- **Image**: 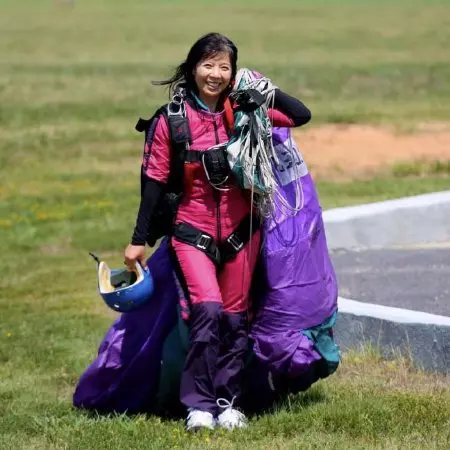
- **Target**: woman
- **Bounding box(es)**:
[124,32,311,431]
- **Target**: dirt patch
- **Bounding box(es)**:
[293,124,450,181]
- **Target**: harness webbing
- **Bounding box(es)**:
[172,214,260,267]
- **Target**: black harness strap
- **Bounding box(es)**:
[220,214,261,263]
[172,214,261,267]
[135,117,150,133]
[172,222,221,266]
[181,149,203,163]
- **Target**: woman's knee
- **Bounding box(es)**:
[222,311,247,334]
[189,302,223,343]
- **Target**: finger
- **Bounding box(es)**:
[124,257,134,271]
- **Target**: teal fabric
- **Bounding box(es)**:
[225,75,272,194]
[156,306,190,408]
[302,311,340,375]
[192,92,210,111]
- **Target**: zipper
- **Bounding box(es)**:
[212,119,221,242]
[214,189,221,243]
[213,117,220,144]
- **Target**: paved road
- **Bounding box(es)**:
[330,246,450,317]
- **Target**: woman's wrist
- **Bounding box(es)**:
[130,236,146,246]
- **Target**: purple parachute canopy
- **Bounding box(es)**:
[250,127,338,376]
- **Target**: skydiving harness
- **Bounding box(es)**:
[135,87,259,264]
[136,87,232,191]
[173,214,260,266]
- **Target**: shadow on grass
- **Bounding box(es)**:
[77,386,327,425]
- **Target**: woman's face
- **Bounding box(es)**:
[193,51,232,103]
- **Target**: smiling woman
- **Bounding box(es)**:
[118,31,313,432]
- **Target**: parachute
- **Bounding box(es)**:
[73,126,339,415]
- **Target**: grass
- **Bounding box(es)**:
[1,0,450,448]
[391,160,450,177]
[1,0,450,129]
[1,340,449,449]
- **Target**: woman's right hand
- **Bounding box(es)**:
[124,244,146,271]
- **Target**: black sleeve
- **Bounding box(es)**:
[273,89,311,126]
[131,177,164,245]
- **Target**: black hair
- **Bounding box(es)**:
[153,32,238,95]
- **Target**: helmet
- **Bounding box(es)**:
[94,255,154,313]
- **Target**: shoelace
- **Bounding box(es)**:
[216,396,246,421]
[216,395,236,410]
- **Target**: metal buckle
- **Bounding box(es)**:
[167,101,184,117]
[196,234,212,250]
[167,89,186,117]
[227,233,244,252]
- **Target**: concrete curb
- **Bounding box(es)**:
[335,298,450,373]
[323,191,450,372]
[323,190,450,250]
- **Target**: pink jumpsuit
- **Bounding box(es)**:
[144,97,297,413]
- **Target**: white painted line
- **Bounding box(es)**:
[338,297,450,326]
[324,190,450,222]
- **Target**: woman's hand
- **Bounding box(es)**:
[124,244,146,271]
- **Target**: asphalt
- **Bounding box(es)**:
[330,246,450,317]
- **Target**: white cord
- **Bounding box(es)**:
[228,68,303,219]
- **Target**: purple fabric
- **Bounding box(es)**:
[180,302,222,414]
[250,127,338,376]
[179,305,248,413]
[215,312,248,407]
[73,240,179,413]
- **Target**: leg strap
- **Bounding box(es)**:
[220,214,260,264]
[172,223,221,266]
[172,215,260,266]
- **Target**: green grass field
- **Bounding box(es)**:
[1,0,450,448]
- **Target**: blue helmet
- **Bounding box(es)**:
[92,254,154,313]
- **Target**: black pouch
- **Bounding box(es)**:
[202,144,231,187]
[168,114,191,146]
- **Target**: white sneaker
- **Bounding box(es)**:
[216,397,248,430]
[185,409,216,432]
